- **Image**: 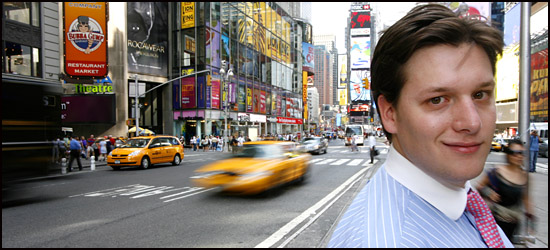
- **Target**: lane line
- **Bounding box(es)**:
[330,159,351,165]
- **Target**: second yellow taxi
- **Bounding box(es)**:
[191,141,311,195]
[107,135,184,170]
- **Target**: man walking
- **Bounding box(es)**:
[68,136,83,172]
[529,130,541,172]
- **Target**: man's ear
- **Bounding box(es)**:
[377,95,398,134]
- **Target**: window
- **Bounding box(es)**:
[3,42,41,77]
[3,2,39,26]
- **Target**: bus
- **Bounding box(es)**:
[2,75,62,194]
[344,124,365,146]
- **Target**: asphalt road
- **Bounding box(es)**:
[2,138,547,248]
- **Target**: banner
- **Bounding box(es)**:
[338,54,348,88]
[64,2,108,78]
[127,2,168,77]
[181,77,195,109]
[181,2,195,29]
[338,89,348,106]
[302,42,315,73]
[530,48,548,122]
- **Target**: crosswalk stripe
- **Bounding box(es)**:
[347,159,364,166]
[309,158,325,164]
[316,159,337,165]
[330,159,351,165]
[362,159,378,166]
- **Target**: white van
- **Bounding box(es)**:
[344,125,364,146]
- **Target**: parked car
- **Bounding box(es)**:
[491,138,510,152]
[107,135,184,170]
[300,137,328,155]
[191,141,311,195]
[539,139,548,158]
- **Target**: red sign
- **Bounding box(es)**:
[277,117,303,124]
[64,2,108,78]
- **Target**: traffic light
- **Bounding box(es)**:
[362,77,369,89]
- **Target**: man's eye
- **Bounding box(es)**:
[473,91,485,99]
[430,97,443,105]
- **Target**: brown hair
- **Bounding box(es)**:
[371,4,504,142]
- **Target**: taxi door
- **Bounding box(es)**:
[148,138,164,164]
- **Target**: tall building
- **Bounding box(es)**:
[307,87,320,133]
[313,45,333,107]
[313,34,339,106]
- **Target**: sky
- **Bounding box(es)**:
[311,2,352,52]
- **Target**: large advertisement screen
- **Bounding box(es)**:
[61,95,115,123]
[495,45,519,101]
[350,11,371,29]
[127,2,168,77]
[349,70,371,102]
[350,37,371,70]
[63,2,108,78]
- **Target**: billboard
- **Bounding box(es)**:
[181,2,195,29]
[350,37,371,69]
[349,70,371,102]
[61,95,115,123]
[63,2,108,78]
[302,42,315,73]
[530,48,548,122]
[495,45,519,101]
[350,11,371,29]
[181,77,195,109]
[338,54,348,88]
[338,89,348,106]
[127,2,168,77]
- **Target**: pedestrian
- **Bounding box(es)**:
[80,136,88,159]
[52,138,60,163]
[475,139,536,242]
[350,134,358,152]
[368,133,376,164]
[87,134,96,159]
[201,136,208,152]
[237,135,245,148]
[328,4,512,247]
[529,130,541,172]
[218,136,224,151]
[191,136,196,151]
[99,138,107,161]
[109,135,116,151]
[231,136,238,154]
[245,136,251,142]
[57,137,67,162]
[196,136,201,151]
[67,136,83,171]
[211,136,218,151]
[105,136,113,155]
[93,139,100,159]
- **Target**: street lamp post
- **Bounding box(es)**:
[220,60,233,152]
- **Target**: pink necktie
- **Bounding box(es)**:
[466,189,505,248]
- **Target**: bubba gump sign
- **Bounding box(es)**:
[64,2,108,78]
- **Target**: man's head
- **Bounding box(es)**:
[531,130,538,136]
[371,4,503,187]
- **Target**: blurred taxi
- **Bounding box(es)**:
[107,135,184,170]
[491,138,509,152]
[191,141,311,195]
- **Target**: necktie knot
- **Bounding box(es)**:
[466,189,505,248]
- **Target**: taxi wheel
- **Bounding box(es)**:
[172,154,181,166]
[111,166,121,171]
[140,156,151,169]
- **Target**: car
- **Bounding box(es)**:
[107,135,184,170]
[300,137,328,155]
[539,139,548,158]
[190,141,311,195]
[491,138,509,152]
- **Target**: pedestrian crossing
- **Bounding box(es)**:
[310,158,378,166]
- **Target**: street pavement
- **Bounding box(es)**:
[47,144,548,248]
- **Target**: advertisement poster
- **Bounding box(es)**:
[276,93,282,116]
[260,90,266,114]
[350,70,371,102]
[64,2,108,78]
[530,48,548,121]
[238,83,245,112]
[338,89,348,106]
[302,42,315,73]
[272,91,278,115]
[127,2,168,77]
[246,83,253,112]
[338,54,348,88]
[181,2,195,29]
[495,45,520,101]
[181,77,195,109]
[197,76,206,108]
[350,37,371,69]
[253,88,260,113]
[206,27,221,68]
[211,75,220,109]
[173,82,180,110]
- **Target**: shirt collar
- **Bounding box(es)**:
[385,144,470,220]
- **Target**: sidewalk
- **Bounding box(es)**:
[49,157,108,175]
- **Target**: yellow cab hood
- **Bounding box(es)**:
[196,157,281,174]
[111,147,143,155]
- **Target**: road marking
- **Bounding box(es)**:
[255,164,371,248]
[309,158,325,164]
[347,159,364,166]
[330,159,351,165]
[316,159,337,165]
[69,184,213,202]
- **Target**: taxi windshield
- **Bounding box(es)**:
[234,144,283,159]
[121,139,150,148]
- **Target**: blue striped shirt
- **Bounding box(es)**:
[328,145,513,248]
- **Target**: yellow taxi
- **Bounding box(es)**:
[107,135,184,170]
[491,138,510,152]
[191,141,311,195]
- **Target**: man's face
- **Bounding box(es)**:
[380,43,496,188]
